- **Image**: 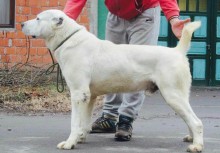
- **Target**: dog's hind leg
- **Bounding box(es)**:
[57,88,92,149]
[159,85,203,153]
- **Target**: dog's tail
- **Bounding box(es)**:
[175,21,201,55]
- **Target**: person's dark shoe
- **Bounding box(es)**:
[115,115,133,141]
[90,114,116,133]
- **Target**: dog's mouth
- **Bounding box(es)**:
[32,35,36,38]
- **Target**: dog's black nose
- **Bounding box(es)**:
[21,23,24,28]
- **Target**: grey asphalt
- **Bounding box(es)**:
[0,88,220,153]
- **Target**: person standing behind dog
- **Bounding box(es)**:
[64,0,190,141]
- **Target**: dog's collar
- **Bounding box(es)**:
[53,29,80,51]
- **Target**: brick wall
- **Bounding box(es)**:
[0,0,90,68]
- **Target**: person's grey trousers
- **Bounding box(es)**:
[103,6,161,119]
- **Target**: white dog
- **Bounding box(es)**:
[22,10,203,153]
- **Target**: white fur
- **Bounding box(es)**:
[22,10,204,152]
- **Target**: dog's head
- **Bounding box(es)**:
[22,10,67,39]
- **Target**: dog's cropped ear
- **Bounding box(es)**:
[52,17,64,27]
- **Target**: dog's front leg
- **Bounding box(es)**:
[77,98,96,143]
[57,89,92,149]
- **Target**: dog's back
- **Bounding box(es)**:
[90,22,201,96]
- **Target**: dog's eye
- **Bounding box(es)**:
[36,18,40,20]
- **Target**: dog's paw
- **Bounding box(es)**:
[77,130,88,143]
[77,132,86,143]
[57,141,75,150]
[183,135,193,142]
[77,137,86,143]
[187,144,203,153]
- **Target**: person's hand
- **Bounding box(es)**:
[170,18,191,39]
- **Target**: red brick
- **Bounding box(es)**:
[6,47,16,55]
[49,0,58,7]
[10,55,19,63]
[16,48,27,55]
[79,15,89,24]
[31,7,42,15]
[17,0,26,6]
[38,48,48,56]
[58,0,67,6]
[16,31,26,39]
[30,56,43,63]
[0,47,4,54]
[29,48,37,55]
[1,55,10,63]
[6,32,16,39]
[14,55,21,63]
[40,0,49,7]
[28,0,40,7]
[23,7,31,14]
[16,23,22,30]
[0,32,5,38]
[17,6,31,15]
[27,15,37,20]
[43,54,52,63]
[41,7,51,11]
[16,6,21,14]
[21,55,29,63]
[13,39,27,47]
[0,38,9,46]
[16,14,28,23]
[31,39,46,47]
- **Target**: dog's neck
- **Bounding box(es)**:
[45,18,84,51]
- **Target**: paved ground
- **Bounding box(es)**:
[0,88,220,153]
